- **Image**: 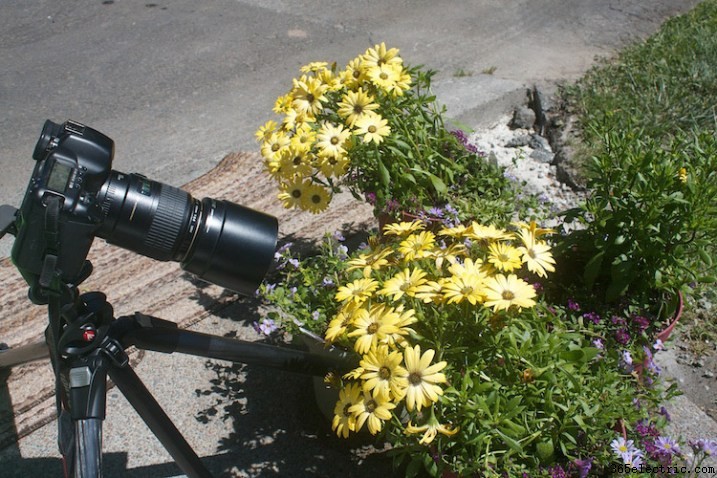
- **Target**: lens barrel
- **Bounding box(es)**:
[97,171,278,295]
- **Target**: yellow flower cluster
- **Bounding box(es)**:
[327,219,556,442]
[256,43,412,213]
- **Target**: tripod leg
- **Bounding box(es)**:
[107,364,212,478]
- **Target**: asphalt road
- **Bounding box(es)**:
[0,1,704,477]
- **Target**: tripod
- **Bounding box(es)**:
[0,250,354,477]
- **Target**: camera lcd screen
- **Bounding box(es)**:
[47,161,72,193]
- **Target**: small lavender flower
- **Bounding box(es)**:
[621,350,633,367]
[289,286,298,296]
[655,436,680,455]
[583,311,601,324]
[336,244,349,259]
[653,339,664,351]
[690,439,717,456]
[426,206,444,218]
[503,170,519,182]
[322,276,335,287]
[643,346,661,375]
[538,192,551,204]
[567,299,580,311]
[621,449,644,468]
[593,338,605,349]
[365,192,377,205]
[573,457,593,478]
[611,437,639,457]
[311,310,321,321]
[288,258,300,269]
[332,230,346,242]
[257,318,278,335]
[658,406,671,422]
[548,465,567,478]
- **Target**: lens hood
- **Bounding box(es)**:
[181,198,278,295]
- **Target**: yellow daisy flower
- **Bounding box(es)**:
[360,345,408,401]
[341,57,370,89]
[277,177,310,210]
[448,257,485,279]
[468,223,514,242]
[405,418,459,445]
[303,183,331,214]
[291,76,328,116]
[349,389,396,435]
[430,243,465,270]
[487,242,523,272]
[379,267,428,300]
[260,131,290,161]
[318,153,350,178]
[290,123,317,151]
[678,167,688,183]
[337,88,379,126]
[441,273,486,305]
[383,220,425,237]
[362,42,402,68]
[316,122,351,158]
[413,280,444,304]
[354,112,391,144]
[255,120,278,143]
[300,61,329,73]
[347,304,401,354]
[483,274,537,312]
[519,240,556,278]
[347,247,393,277]
[324,306,357,343]
[335,278,379,305]
[399,231,436,262]
[367,63,403,93]
[438,223,470,239]
[332,382,362,438]
[273,93,293,114]
[279,146,314,178]
[403,345,447,412]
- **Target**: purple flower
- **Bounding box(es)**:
[643,346,661,375]
[573,457,593,478]
[653,339,664,351]
[611,437,639,457]
[583,311,601,324]
[503,170,519,182]
[288,258,300,269]
[621,449,644,468]
[365,192,377,205]
[322,276,335,287]
[593,338,605,350]
[632,315,650,331]
[655,436,680,455]
[257,318,278,335]
[336,245,349,259]
[332,231,346,242]
[426,206,444,218]
[690,439,717,456]
[611,315,627,326]
[311,310,321,321]
[567,299,580,311]
[658,407,671,422]
[615,328,631,345]
[547,465,567,478]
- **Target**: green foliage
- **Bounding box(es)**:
[557,111,717,304]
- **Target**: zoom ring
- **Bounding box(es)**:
[143,184,190,258]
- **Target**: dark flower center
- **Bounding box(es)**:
[379,366,391,380]
[291,189,302,199]
[311,194,321,204]
[409,372,423,385]
[368,125,377,134]
[502,290,515,301]
[367,322,379,334]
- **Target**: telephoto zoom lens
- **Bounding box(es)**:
[96,171,278,295]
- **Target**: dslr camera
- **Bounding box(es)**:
[8,119,278,302]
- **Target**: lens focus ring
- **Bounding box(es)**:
[143,184,190,257]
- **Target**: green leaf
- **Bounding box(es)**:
[536,440,555,463]
[495,429,523,453]
[428,173,447,194]
[698,248,714,267]
[378,159,390,186]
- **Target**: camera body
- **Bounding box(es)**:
[11,120,278,302]
[12,120,113,292]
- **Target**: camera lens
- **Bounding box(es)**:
[96,172,278,295]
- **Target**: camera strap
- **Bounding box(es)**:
[40,196,71,459]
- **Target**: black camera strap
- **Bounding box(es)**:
[40,196,73,462]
